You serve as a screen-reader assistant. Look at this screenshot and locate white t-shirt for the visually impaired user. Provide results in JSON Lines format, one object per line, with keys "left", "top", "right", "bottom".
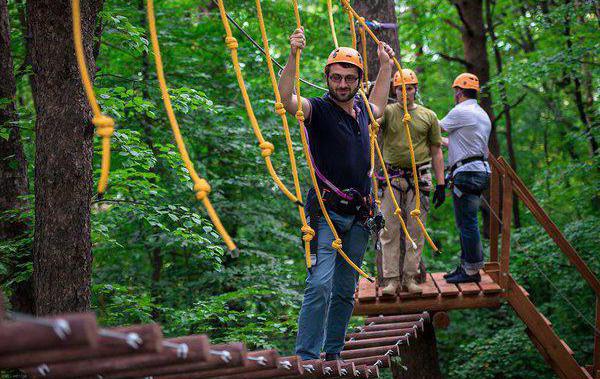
{"left": 440, "top": 99, "right": 491, "bottom": 174}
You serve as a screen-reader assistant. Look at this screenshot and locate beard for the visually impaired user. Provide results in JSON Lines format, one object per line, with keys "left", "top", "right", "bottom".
{"left": 328, "top": 84, "right": 359, "bottom": 103}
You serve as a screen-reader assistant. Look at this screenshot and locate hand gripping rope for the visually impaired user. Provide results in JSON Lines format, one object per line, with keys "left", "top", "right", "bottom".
{"left": 292, "top": 0, "right": 373, "bottom": 282}
{"left": 71, "top": 0, "right": 114, "bottom": 194}
{"left": 215, "top": 0, "right": 302, "bottom": 207}
{"left": 340, "top": 0, "right": 441, "bottom": 255}
{"left": 254, "top": 0, "right": 313, "bottom": 267}
{"left": 146, "top": 0, "right": 236, "bottom": 253}
{"left": 358, "top": 85, "right": 417, "bottom": 250}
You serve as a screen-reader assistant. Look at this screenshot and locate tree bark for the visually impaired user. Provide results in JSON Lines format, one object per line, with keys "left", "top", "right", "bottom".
{"left": 352, "top": 0, "right": 401, "bottom": 80}
{"left": 0, "top": 0, "right": 33, "bottom": 313}
{"left": 28, "top": 0, "right": 104, "bottom": 315}
{"left": 391, "top": 319, "right": 442, "bottom": 378}
{"left": 485, "top": 0, "right": 520, "bottom": 228}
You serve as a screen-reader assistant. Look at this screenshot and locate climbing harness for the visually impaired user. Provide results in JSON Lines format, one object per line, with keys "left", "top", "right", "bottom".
{"left": 145, "top": 0, "right": 236, "bottom": 253}
{"left": 292, "top": 0, "right": 374, "bottom": 282}
{"left": 71, "top": 0, "right": 114, "bottom": 194}
{"left": 341, "top": 0, "right": 441, "bottom": 255}
{"left": 215, "top": 0, "right": 302, "bottom": 207}
{"left": 253, "top": 0, "right": 312, "bottom": 267}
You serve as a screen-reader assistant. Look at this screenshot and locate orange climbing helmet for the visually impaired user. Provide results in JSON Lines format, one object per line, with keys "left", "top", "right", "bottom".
{"left": 324, "top": 47, "right": 364, "bottom": 74}
{"left": 393, "top": 69, "right": 418, "bottom": 87}
{"left": 452, "top": 73, "right": 480, "bottom": 91}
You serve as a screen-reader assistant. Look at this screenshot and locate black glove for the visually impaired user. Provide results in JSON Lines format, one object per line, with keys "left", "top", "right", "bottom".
{"left": 433, "top": 184, "right": 446, "bottom": 208}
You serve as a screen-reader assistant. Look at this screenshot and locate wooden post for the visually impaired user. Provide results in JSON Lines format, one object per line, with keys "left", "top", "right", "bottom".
{"left": 489, "top": 159, "right": 501, "bottom": 262}
{"left": 499, "top": 175, "right": 512, "bottom": 289}
{"left": 594, "top": 296, "right": 600, "bottom": 377}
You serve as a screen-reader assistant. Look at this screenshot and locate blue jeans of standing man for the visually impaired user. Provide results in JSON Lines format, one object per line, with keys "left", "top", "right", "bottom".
{"left": 295, "top": 209, "right": 370, "bottom": 360}
{"left": 452, "top": 171, "right": 490, "bottom": 271}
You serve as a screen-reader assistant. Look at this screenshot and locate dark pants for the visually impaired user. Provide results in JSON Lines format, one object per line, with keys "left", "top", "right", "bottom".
{"left": 452, "top": 171, "right": 490, "bottom": 271}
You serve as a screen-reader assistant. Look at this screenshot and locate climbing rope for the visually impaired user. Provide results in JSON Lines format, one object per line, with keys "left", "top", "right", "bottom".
{"left": 215, "top": 0, "right": 301, "bottom": 207}
{"left": 292, "top": 0, "right": 373, "bottom": 282}
{"left": 358, "top": 86, "right": 416, "bottom": 250}
{"left": 254, "top": 0, "right": 312, "bottom": 267}
{"left": 326, "top": 0, "right": 339, "bottom": 48}
{"left": 71, "top": 0, "right": 114, "bottom": 194}
{"left": 359, "top": 24, "right": 369, "bottom": 84}
{"left": 342, "top": 2, "right": 357, "bottom": 49}
{"left": 340, "top": 0, "right": 441, "bottom": 255}
{"left": 146, "top": 0, "right": 236, "bottom": 253}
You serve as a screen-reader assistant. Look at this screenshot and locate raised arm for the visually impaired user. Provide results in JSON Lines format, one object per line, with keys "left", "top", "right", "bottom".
{"left": 368, "top": 42, "right": 394, "bottom": 118}
{"left": 278, "top": 27, "right": 311, "bottom": 120}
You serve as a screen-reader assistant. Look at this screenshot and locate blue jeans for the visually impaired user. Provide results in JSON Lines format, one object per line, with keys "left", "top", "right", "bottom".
{"left": 452, "top": 171, "right": 490, "bottom": 271}
{"left": 295, "top": 210, "right": 370, "bottom": 360}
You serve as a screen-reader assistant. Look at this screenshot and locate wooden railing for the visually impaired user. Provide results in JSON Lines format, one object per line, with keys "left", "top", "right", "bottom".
{"left": 488, "top": 154, "right": 600, "bottom": 378}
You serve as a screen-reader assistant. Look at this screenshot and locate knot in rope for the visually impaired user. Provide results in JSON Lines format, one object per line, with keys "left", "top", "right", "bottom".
{"left": 225, "top": 36, "right": 238, "bottom": 50}
{"left": 301, "top": 225, "right": 315, "bottom": 242}
{"left": 342, "top": 2, "right": 350, "bottom": 11}
{"left": 93, "top": 115, "right": 115, "bottom": 137}
{"left": 403, "top": 113, "right": 412, "bottom": 123}
{"left": 394, "top": 208, "right": 402, "bottom": 216}
{"left": 295, "top": 111, "right": 305, "bottom": 122}
{"left": 371, "top": 122, "right": 380, "bottom": 134}
{"left": 331, "top": 238, "right": 342, "bottom": 250}
{"left": 193, "top": 179, "right": 212, "bottom": 201}
{"left": 274, "top": 102, "right": 286, "bottom": 116}
{"left": 410, "top": 209, "right": 421, "bottom": 217}
{"left": 259, "top": 141, "right": 275, "bottom": 157}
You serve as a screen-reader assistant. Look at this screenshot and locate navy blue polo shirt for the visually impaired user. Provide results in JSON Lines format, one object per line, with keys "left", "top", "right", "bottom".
{"left": 306, "top": 93, "right": 371, "bottom": 196}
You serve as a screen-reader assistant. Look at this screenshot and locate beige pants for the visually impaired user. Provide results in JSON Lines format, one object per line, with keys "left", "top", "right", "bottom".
{"left": 379, "top": 170, "right": 431, "bottom": 280}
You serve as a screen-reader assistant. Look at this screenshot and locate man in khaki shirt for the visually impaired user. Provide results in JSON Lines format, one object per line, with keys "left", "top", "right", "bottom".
{"left": 378, "top": 69, "right": 445, "bottom": 294}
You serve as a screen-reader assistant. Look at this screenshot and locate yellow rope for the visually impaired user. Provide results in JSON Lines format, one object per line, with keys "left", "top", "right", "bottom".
{"left": 326, "top": 0, "right": 339, "bottom": 48}
{"left": 358, "top": 87, "right": 416, "bottom": 249}
{"left": 215, "top": 1, "right": 301, "bottom": 206}
{"left": 292, "top": 0, "right": 373, "bottom": 282}
{"left": 343, "top": 4, "right": 357, "bottom": 49}
{"left": 146, "top": 0, "right": 236, "bottom": 252}
{"left": 340, "top": 0, "right": 440, "bottom": 254}
{"left": 254, "top": 0, "right": 313, "bottom": 267}
{"left": 71, "top": 0, "right": 114, "bottom": 194}
{"left": 359, "top": 22, "right": 369, "bottom": 84}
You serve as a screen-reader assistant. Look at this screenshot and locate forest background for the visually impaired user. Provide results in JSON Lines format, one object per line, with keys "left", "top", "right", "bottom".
{"left": 1, "top": 0, "right": 598, "bottom": 377}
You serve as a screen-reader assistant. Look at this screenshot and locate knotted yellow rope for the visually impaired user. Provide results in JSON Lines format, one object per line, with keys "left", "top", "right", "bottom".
{"left": 254, "top": 0, "right": 313, "bottom": 267}
{"left": 292, "top": 0, "right": 373, "bottom": 282}
{"left": 71, "top": 0, "right": 114, "bottom": 194}
{"left": 326, "top": 0, "right": 339, "bottom": 48}
{"left": 146, "top": 0, "right": 236, "bottom": 252}
{"left": 215, "top": 0, "right": 301, "bottom": 207}
{"left": 358, "top": 87, "right": 416, "bottom": 250}
{"left": 341, "top": 0, "right": 440, "bottom": 254}
{"left": 358, "top": 22, "right": 369, "bottom": 84}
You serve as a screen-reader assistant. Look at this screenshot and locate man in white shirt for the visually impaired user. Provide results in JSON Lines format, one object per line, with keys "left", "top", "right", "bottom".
{"left": 439, "top": 73, "right": 491, "bottom": 284}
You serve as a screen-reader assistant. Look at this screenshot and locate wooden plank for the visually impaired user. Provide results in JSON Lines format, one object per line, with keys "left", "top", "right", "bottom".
{"left": 526, "top": 329, "right": 570, "bottom": 379}
{"left": 506, "top": 276, "right": 592, "bottom": 379}
{"left": 561, "top": 340, "right": 574, "bottom": 355}
{"left": 456, "top": 282, "right": 481, "bottom": 296}
{"left": 419, "top": 274, "right": 439, "bottom": 297}
{"left": 489, "top": 154, "right": 501, "bottom": 263}
{"left": 430, "top": 273, "right": 459, "bottom": 296}
{"left": 398, "top": 290, "right": 422, "bottom": 299}
{"left": 499, "top": 174, "right": 513, "bottom": 289}
{"left": 478, "top": 271, "right": 502, "bottom": 294}
{"left": 498, "top": 157, "right": 600, "bottom": 297}
{"left": 484, "top": 262, "right": 500, "bottom": 272}
{"left": 357, "top": 277, "right": 377, "bottom": 302}
{"left": 353, "top": 293, "right": 502, "bottom": 316}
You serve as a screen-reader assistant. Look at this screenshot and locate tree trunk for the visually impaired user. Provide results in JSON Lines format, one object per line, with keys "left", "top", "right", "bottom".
{"left": 391, "top": 319, "right": 442, "bottom": 378}
{"left": 0, "top": 0, "right": 33, "bottom": 313}
{"left": 28, "top": 0, "right": 103, "bottom": 315}
{"left": 450, "top": 0, "right": 498, "bottom": 237}
{"left": 352, "top": 0, "right": 401, "bottom": 80}
{"left": 485, "top": 0, "right": 520, "bottom": 228}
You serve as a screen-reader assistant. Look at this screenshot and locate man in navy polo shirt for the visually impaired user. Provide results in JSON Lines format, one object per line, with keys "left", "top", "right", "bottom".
{"left": 278, "top": 27, "right": 394, "bottom": 361}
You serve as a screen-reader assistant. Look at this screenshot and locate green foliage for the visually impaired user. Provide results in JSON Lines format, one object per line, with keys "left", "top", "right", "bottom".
{"left": 1, "top": 0, "right": 598, "bottom": 378}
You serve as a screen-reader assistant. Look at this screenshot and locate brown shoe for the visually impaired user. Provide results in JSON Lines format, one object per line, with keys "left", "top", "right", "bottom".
{"left": 381, "top": 278, "right": 400, "bottom": 296}
{"left": 403, "top": 277, "right": 422, "bottom": 294}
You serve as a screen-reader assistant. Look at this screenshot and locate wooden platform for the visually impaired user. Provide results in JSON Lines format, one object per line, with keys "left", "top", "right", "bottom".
{"left": 353, "top": 269, "right": 504, "bottom": 316}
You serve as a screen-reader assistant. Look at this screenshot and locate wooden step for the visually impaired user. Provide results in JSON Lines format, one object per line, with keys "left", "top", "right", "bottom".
{"left": 430, "top": 273, "right": 459, "bottom": 296}
{"left": 357, "top": 277, "right": 377, "bottom": 302}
